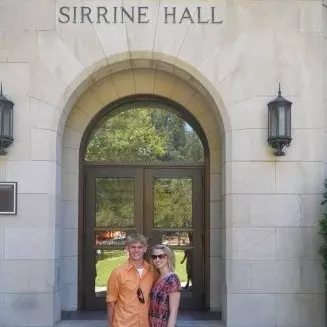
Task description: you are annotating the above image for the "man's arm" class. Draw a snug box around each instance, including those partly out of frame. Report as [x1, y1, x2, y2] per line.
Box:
[180, 251, 186, 264]
[106, 269, 119, 327]
[107, 301, 116, 327]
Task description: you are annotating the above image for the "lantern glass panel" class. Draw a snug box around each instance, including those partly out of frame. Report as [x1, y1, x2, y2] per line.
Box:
[278, 106, 286, 136]
[269, 107, 278, 138]
[0, 105, 3, 137]
[286, 107, 291, 138]
[3, 107, 12, 137]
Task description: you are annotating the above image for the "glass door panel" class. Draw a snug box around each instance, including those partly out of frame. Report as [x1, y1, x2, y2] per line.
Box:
[145, 168, 203, 309]
[84, 167, 143, 309]
[175, 248, 193, 291]
[93, 177, 136, 299]
[95, 178, 135, 228]
[95, 249, 129, 298]
[153, 178, 193, 228]
[159, 233, 194, 291]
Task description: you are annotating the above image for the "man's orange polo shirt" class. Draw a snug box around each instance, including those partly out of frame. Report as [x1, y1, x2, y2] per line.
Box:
[106, 260, 155, 327]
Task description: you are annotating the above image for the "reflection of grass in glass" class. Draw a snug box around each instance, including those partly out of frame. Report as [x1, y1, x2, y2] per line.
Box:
[175, 250, 187, 283]
[96, 249, 188, 287]
[96, 250, 127, 287]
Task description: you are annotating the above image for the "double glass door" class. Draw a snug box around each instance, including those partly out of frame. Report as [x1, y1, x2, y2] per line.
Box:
[83, 166, 204, 310]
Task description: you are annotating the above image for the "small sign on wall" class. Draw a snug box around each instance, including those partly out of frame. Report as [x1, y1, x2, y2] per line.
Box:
[0, 182, 17, 215]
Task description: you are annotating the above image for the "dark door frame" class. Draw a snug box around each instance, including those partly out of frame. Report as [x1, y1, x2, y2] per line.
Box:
[80, 164, 206, 310]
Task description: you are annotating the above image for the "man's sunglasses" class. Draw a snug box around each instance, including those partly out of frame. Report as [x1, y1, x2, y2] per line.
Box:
[151, 254, 167, 260]
[137, 287, 145, 304]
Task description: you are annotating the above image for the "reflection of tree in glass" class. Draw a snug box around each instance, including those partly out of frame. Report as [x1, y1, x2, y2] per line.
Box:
[154, 179, 192, 228]
[85, 107, 203, 163]
[96, 178, 134, 228]
[87, 106, 203, 229]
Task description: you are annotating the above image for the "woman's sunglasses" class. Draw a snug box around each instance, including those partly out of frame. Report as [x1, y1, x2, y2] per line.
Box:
[151, 254, 167, 260]
[137, 287, 145, 304]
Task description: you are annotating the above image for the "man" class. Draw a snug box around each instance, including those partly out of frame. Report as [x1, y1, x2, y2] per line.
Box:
[180, 233, 193, 290]
[106, 234, 155, 327]
[180, 248, 193, 290]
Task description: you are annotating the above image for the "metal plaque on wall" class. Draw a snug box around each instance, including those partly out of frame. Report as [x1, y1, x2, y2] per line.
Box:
[0, 182, 17, 215]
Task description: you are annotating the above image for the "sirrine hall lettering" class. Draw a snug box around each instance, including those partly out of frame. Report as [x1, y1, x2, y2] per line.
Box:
[58, 6, 223, 24]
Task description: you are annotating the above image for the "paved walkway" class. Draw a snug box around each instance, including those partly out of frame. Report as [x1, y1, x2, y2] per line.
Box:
[56, 310, 224, 327]
[58, 310, 224, 327]
[56, 320, 225, 327]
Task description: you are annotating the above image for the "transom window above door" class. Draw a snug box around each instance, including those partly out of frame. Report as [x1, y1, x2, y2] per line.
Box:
[84, 100, 204, 163]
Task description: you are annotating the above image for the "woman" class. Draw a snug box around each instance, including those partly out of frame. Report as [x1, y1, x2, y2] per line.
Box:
[149, 244, 181, 327]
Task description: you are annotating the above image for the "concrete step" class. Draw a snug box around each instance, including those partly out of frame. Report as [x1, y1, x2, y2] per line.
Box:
[56, 320, 225, 327]
[59, 310, 224, 326]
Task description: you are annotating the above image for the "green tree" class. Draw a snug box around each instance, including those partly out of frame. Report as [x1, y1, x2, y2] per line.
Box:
[85, 106, 204, 228]
[85, 107, 203, 163]
[154, 178, 192, 228]
[150, 110, 203, 162]
[96, 178, 134, 227]
[85, 108, 167, 162]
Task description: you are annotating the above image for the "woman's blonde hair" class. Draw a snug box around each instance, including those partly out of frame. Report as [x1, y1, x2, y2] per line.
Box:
[150, 244, 176, 273]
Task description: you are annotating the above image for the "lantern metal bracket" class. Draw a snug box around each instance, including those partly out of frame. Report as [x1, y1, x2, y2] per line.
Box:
[267, 136, 292, 156]
[0, 136, 14, 155]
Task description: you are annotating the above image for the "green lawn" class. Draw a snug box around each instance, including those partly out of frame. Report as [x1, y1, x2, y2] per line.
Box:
[96, 250, 187, 287]
[174, 251, 187, 282]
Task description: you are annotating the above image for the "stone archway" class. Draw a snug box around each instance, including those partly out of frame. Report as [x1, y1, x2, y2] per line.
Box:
[60, 59, 226, 318]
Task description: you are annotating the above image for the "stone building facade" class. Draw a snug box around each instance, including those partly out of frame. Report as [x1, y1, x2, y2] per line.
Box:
[0, 0, 326, 326]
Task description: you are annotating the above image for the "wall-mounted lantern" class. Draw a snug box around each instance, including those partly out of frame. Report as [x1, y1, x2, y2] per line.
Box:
[0, 84, 14, 155]
[267, 84, 292, 156]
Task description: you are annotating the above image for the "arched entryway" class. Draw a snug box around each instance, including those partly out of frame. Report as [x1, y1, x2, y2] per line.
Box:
[61, 61, 225, 318]
[80, 95, 208, 310]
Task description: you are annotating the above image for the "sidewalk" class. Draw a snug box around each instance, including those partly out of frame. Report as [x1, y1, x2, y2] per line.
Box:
[58, 310, 224, 327]
[56, 321, 224, 327]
